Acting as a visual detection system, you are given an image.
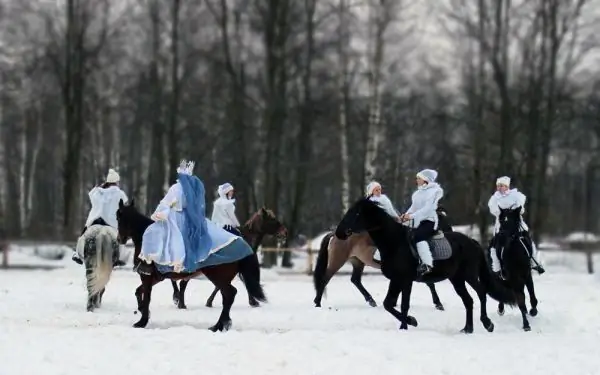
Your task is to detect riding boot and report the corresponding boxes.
[71,251,83,265]
[416,241,433,276]
[135,261,154,275]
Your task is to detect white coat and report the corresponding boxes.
[85,185,128,229]
[488,188,529,234]
[211,191,240,227]
[369,194,400,220]
[405,182,444,229]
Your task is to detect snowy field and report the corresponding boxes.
[1,251,600,375]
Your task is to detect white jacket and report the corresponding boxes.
[405,182,443,229]
[369,194,399,220]
[211,191,240,227]
[85,185,128,229]
[488,188,528,233]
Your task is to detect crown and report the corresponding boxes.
[176,159,195,175]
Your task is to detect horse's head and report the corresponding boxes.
[498,206,522,237]
[116,198,138,245]
[335,197,391,240]
[248,207,288,240]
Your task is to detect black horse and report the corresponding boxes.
[495,206,539,331]
[335,197,517,333]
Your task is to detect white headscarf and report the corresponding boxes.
[365,181,381,196]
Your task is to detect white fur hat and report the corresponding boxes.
[218,183,234,196]
[365,181,381,196]
[416,169,438,183]
[496,176,511,186]
[106,168,120,183]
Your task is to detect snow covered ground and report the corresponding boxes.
[0,253,600,375]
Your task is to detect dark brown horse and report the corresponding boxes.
[170,207,287,309]
[116,199,266,330]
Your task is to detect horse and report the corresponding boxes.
[494,206,539,331]
[75,224,120,312]
[170,207,287,309]
[313,232,445,310]
[116,199,266,330]
[312,206,453,310]
[335,197,517,333]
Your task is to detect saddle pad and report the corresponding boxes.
[428,237,452,260]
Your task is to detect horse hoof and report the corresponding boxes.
[529,308,538,317]
[314,303,321,308]
[133,321,147,328]
[460,327,474,334]
[172,298,180,307]
[523,326,531,332]
[208,320,232,332]
[435,303,445,311]
[484,321,494,333]
[399,324,408,330]
[249,300,260,308]
[367,299,377,307]
[177,304,187,310]
[497,309,505,316]
[205,303,213,308]
[406,315,418,327]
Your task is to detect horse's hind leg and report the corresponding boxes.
[204,268,237,332]
[171,280,180,306]
[525,273,538,316]
[449,277,474,333]
[516,289,531,331]
[349,258,376,307]
[426,282,445,311]
[85,260,96,312]
[206,286,219,308]
[95,288,105,308]
[133,275,154,328]
[465,276,494,332]
[177,280,189,309]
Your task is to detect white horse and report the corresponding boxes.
[75,224,120,311]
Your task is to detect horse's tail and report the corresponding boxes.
[87,228,115,297]
[313,232,333,294]
[478,247,517,307]
[238,252,267,303]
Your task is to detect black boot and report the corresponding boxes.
[134,261,154,275]
[532,264,545,275]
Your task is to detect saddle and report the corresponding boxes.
[409,230,453,261]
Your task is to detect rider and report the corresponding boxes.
[366,181,400,263]
[72,168,128,265]
[400,169,443,277]
[211,182,242,236]
[136,160,240,275]
[487,176,545,276]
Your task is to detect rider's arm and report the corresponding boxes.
[224,202,241,227]
[88,186,101,201]
[487,194,500,217]
[411,188,442,223]
[516,192,526,214]
[151,184,180,221]
[119,189,129,205]
[378,195,400,220]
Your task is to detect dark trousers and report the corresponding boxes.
[413,220,436,243]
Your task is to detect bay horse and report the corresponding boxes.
[75,224,120,312]
[313,206,453,310]
[335,197,517,333]
[495,206,539,331]
[170,207,287,309]
[116,199,266,330]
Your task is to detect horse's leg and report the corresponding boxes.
[465,275,494,332]
[95,288,105,308]
[177,280,189,309]
[133,275,154,328]
[349,258,377,307]
[382,279,417,330]
[426,282,445,311]
[525,272,538,316]
[449,277,474,333]
[171,280,180,306]
[204,266,237,332]
[314,246,349,307]
[135,284,144,312]
[205,286,220,308]
[516,288,531,331]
